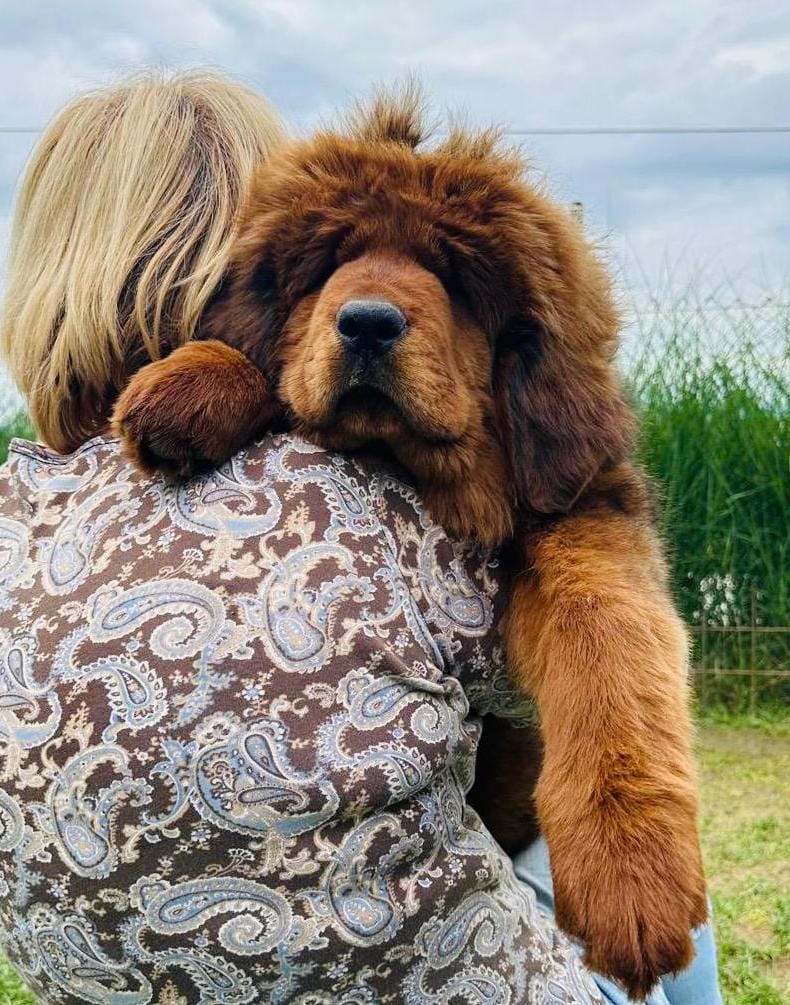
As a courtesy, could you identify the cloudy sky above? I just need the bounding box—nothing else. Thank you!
[1,0,788,401]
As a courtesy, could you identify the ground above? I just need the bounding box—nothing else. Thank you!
[0,715,786,1005]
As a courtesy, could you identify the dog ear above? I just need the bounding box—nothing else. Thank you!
[201,197,352,373]
[494,206,634,515]
[199,246,282,378]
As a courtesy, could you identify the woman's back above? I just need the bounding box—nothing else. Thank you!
[0,433,598,1004]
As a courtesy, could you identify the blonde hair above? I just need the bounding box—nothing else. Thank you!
[0,70,284,452]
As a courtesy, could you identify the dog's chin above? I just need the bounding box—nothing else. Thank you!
[298,384,462,450]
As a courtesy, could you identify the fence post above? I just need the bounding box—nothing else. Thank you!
[750,586,758,716]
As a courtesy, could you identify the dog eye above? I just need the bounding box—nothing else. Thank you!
[335,229,368,266]
[249,261,277,298]
[285,225,354,295]
[409,246,457,295]
[297,262,337,296]
[436,262,472,309]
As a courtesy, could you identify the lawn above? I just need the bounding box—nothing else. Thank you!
[0,715,786,1004]
[699,713,790,1004]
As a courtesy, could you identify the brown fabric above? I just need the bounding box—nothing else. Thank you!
[0,433,600,1004]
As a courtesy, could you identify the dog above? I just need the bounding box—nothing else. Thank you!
[113,88,707,998]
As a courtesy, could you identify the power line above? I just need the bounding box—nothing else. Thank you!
[625,302,790,314]
[2,124,790,136]
[505,126,790,136]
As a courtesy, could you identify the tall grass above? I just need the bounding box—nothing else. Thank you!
[625,298,788,708]
[0,300,786,706]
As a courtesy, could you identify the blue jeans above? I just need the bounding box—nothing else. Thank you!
[513,838,723,1005]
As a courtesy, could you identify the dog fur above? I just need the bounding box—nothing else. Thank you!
[113,88,707,998]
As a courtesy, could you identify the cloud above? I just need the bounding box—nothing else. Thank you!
[1,0,789,303]
[713,36,790,83]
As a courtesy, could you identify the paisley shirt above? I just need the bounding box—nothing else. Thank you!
[0,433,600,1005]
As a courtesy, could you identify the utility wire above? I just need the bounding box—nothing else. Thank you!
[625,303,790,313]
[2,125,790,136]
[505,126,790,136]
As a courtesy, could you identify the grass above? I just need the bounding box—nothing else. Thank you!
[625,300,789,709]
[0,714,785,1003]
[697,712,789,1004]
[0,412,33,464]
[635,340,787,629]
[0,960,32,1005]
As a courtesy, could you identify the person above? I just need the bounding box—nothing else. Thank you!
[0,70,721,1005]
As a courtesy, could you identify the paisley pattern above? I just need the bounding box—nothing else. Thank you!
[0,433,600,1004]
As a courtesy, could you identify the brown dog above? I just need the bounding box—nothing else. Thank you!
[113,90,707,998]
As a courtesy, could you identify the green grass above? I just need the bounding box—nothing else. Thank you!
[0,715,785,1003]
[634,339,787,629]
[625,303,789,709]
[0,958,33,1005]
[697,713,790,1004]
[0,412,33,463]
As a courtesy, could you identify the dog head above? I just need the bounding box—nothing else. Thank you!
[204,88,633,528]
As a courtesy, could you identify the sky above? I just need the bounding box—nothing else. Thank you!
[1,0,789,413]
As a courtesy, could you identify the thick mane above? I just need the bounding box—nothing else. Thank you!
[434,125,505,162]
[345,82,427,148]
[343,85,517,169]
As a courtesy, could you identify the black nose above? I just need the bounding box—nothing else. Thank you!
[336,300,407,358]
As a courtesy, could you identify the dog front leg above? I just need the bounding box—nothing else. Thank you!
[505,504,707,1000]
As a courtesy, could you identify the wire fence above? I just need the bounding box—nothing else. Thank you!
[691,623,790,712]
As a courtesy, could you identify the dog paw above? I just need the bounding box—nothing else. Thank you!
[551,826,707,1000]
[112,341,274,478]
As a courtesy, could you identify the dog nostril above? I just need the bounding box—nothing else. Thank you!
[336,300,407,357]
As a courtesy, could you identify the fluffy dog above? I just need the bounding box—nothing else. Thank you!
[113,89,707,998]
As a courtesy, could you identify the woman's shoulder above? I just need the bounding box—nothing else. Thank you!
[2,426,508,605]
[0,431,436,593]
[1,431,510,681]
[0,431,389,523]
[2,430,439,532]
